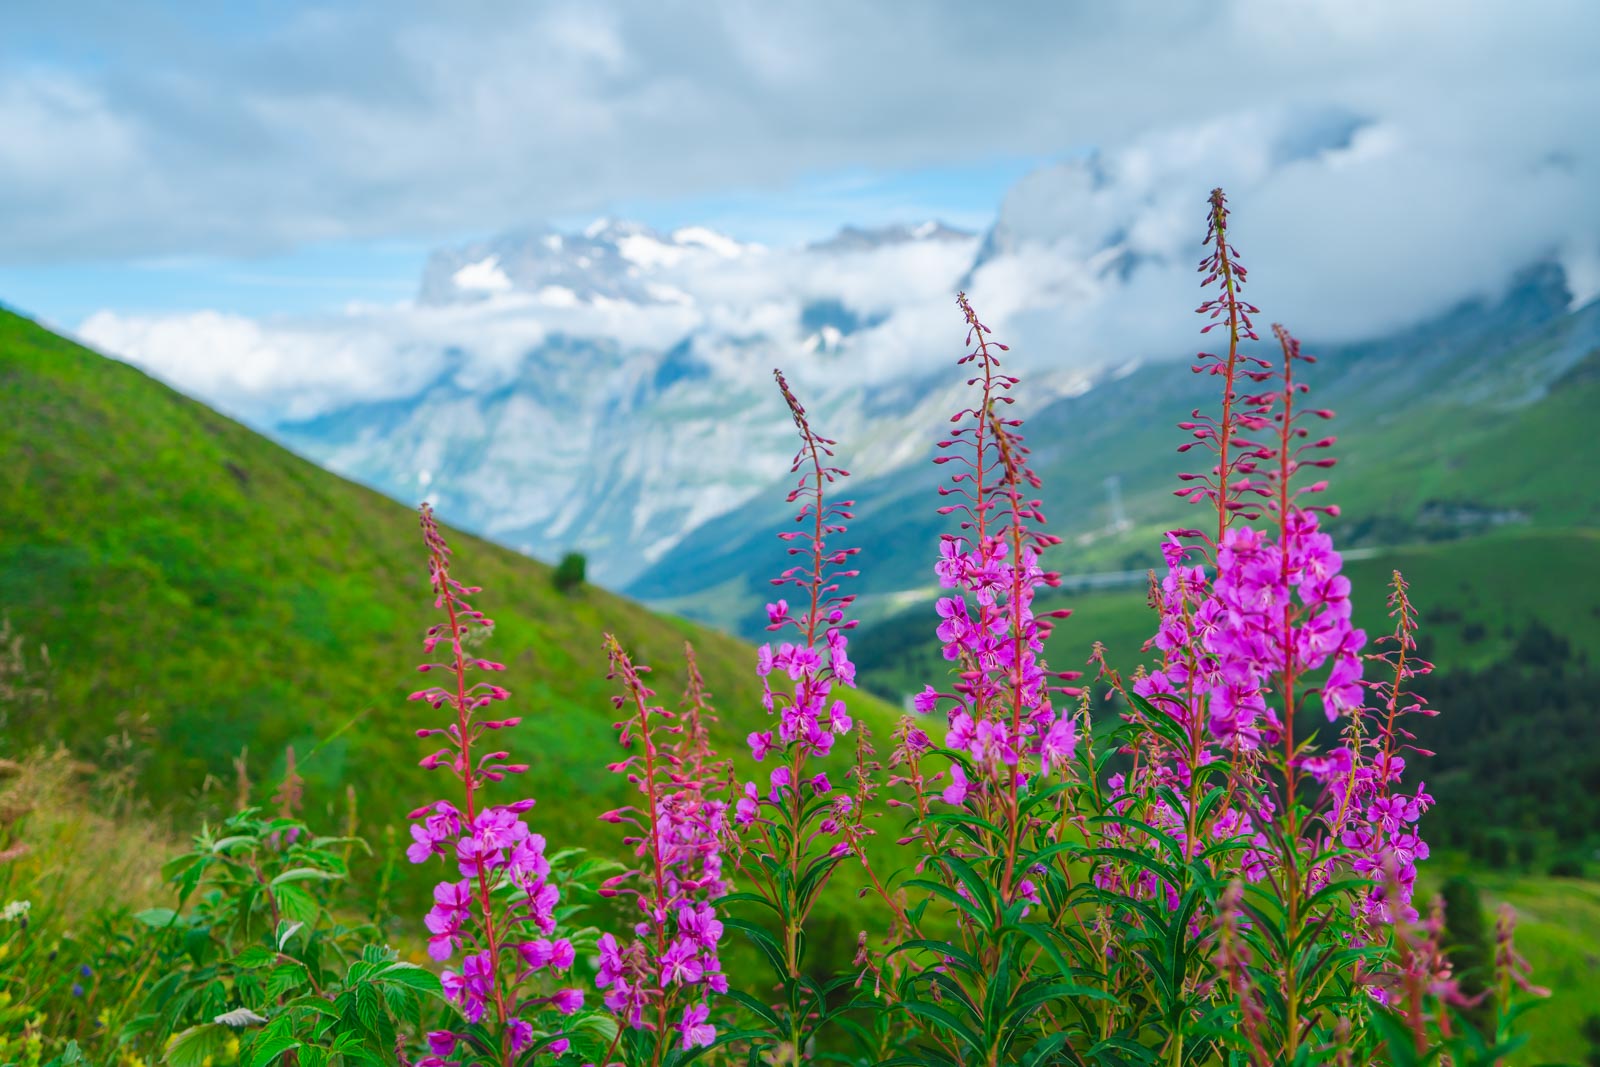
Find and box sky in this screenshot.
[0,157,1048,322]
[2,1,1598,401]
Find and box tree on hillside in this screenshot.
[553,551,586,594]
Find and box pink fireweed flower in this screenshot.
[747,730,775,761]
[919,295,1082,907]
[598,636,731,1046]
[505,1018,533,1053]
[942,764,969,807]
[742,370,859,778]
[407,505,591,1059]
[659,938,705,987]
[679,1002,717,1050]
[734,782,759,826]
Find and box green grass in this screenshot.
[0,308,897,906]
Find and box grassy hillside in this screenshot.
[0,308,896,887]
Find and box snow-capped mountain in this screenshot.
[267,217,1025,586]
[417,220,749,307]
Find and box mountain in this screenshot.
[627,260,1600,633]
[268,218,1032,587]
[416,219,750,308]
[0,308,895,870]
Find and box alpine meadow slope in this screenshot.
[0,306,896,869]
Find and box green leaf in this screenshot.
[354,982,382,1032]
[269,866,341,887]
[884,937,981,975]
[896,999,982,1051]
[210,834,258,853]
[163,1024,232,1067]
[722,989,781,1029]
[231,945,278,970]
[273,884,320,924]
[376,961,444,997]
[134,907,183,929]
[569,1011,621,1041]
[723,916,788,978]
[43,1041,85,1067]
[904,878,990,925]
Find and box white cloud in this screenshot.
[962,100,1600,368]
[42,0,1600,427]
[74,85,1600,427]
[0,1,1593,265]
[75,226,985,422]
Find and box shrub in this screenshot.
[1549,856,1585,878]
[552,552,586,594]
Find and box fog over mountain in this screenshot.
[77,104,1600,586]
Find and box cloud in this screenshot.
[964,99,1600,367]
[76,84,1600,427]
[47,0,1600,428]
[77,230,981,422]
[3,1,1595,263]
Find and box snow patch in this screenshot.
[672,226,743,258]
[452,256,513,293]
[1560,241,1600,310]
[617,233,685,270]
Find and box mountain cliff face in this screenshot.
[271,219,1065,587]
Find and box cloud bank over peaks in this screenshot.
[78,215,983,426]
[79,96,1600,431]
[964,101,1600,372]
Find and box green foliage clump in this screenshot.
[552,552,586,594]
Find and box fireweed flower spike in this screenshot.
[594,636,729,1061]
[730,369,862,1062]
[1317,570,1438,930]
[1179,187,1271,541]
[1073,190,1455,1064]
[928,294,1080,893]
[841,294,1093,1067]
[407,505,582,1065]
